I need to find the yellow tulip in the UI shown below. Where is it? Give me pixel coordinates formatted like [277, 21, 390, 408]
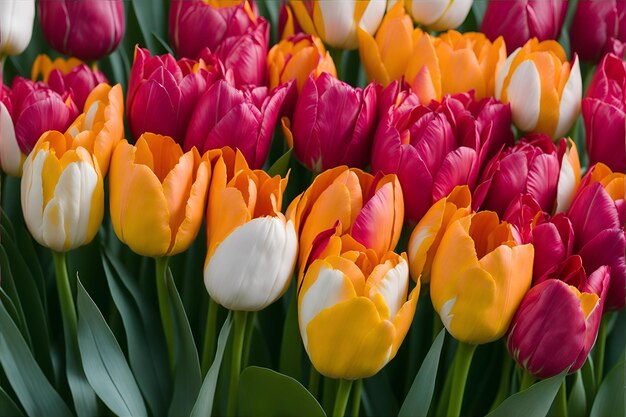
[430, 211, 534, 344]
[109, 133, 210, 257]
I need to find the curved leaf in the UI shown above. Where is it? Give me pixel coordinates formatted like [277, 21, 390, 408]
[590, 357, 625, 417]
[0, 386, 23, 417]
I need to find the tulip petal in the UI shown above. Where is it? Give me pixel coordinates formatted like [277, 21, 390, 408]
[0, 100, 24, 176]
[506, 60, 542, 132]
[555, 56, 582, 139]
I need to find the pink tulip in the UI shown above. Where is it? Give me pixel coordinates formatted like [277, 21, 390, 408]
[570, 1, 626, 62]
[184, 79, 292, 168]
[507, 264, 610, 378]
[481, 0, 568, 53]
[285, 73, 378, 173]
[46, 64, 107, 111]
[529, 213, 576, 283]
[38, 0, 124, 61]
[582, 53, 626, 172]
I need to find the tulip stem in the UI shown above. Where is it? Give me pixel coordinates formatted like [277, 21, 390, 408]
[52, 251, 77, 339]
[308, 366, 320, 398]
[333, 379, 353, 417]
[201, 297, 219, 376]
[350, 379, 362, 417]
[593, 314, 609, 386]
[520, 369, 535, 391]
[155, 256, 174, 372]
[227, 310, 248, 417]
[489, 353, 513, 411]
[447, 342, 476, 417]
[553, 380, 567, 417]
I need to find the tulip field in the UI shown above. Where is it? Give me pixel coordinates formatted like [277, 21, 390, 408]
[0, 0, 625, 416]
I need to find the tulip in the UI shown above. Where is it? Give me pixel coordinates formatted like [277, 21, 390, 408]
[568, 163, 626, 311]
[203, 148, 297, 311]
[284, 73, 378, 172]
[481, 0, 568, 53]
[299, 250, 418, 379]
[407, 185, 471, 283]
[582, 53, 626, 173]
[507, 264, 610, 378]
[184, 79, 292, 169]
[289, 0, 386, 50]
[570, 1, 626, 62]
[528, 213, 575, 283]
[268, 34, 336, 92]
[278, 0, 302, 40]
[20, 130, 103, 252]
[404, 29, 506, 105]
[496, 39, 582, 139]
[109, 133, 210, 257]
[38, 0, 124, 61]
[0, 0, 35, 58]
[126, 47, 216, 145]
[390, 0, 473, 31]
[430, 211, 534, 344]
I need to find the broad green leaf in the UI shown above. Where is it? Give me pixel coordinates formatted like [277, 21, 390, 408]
[190, 313, 233, 417]
[590, 356, 625, 417]
[0, 386, 23, 417]
[153, 32, 175, 55]
[567, 370, 586, 417]
[279, 292, 303, 382]
[76, 279, 148, 417]
[398, 328, 446, 417]
[0, 244, 28, 340]
[239, 367, 326, 417]
[0, 301, 71, 417]
[487, 369, 568, 417]
[267, 148, 293, 178]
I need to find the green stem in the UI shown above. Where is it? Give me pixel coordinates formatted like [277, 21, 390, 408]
[242, 311, 256, 368]
[350, 379, 362, 417]
[155, 256, 174, 372]
[553, 380, 568, 417]
[308, 366, 320, 398]
[201, 297, 219, 376]
[227, 310, 248, 417]
[329, 48, 345, 80]
[593, 314, 608, 386]
[447, 342, 477, 417]
[489, 353, 513, 411]
[520, 369, 535, 391]
[52, 251, 77, 339]
[323, 377, 337, 415]
[332, 379, 353, 417]
[435, 358, 454, 417]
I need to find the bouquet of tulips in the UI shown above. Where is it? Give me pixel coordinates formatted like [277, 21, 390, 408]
[0, 0, 624, 416]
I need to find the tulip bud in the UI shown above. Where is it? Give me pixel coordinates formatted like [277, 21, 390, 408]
[481, 0, 568, 53]
[109, 133, 210, 257]
[279, 0, 302, 40]
[290, 0, 386, 50]
[582, 53, 626, 173]
[38, 0, 124, 61]
[284, 73, 378, 172]
[0, 0, 35, 58]
[391, 0, 473, 31]
[496, 39, 582, 139]
[203, 148, 297, 311]
[430, 211, 534, 344]
[21, 131, 104, 252]
[570, 1, 626, 63]
[507, 264, 610, 378]
[299, 250, 418, 379]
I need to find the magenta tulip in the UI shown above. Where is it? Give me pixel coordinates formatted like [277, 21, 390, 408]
[38, 0, 124, 61]
[184, 79, 292, 168]
[582, 53, 626, 172]
[570, 1, 626, 62]
[46, 64, 107, 111]
[481, 0, 568, 53]
[530, 213, 576, 283]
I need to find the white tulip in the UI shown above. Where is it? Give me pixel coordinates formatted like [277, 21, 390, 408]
[0, 0, 35, 57]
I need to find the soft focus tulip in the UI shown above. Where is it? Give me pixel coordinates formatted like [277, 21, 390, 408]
[284, 73, 378, 172]
[496, 39, 582, 139]
[430, 211, 534, 344]
[203, 149, 297, 311]
[507, 265, 610, 378]
[289, 0, 386, 50]
[109, 133, 210, 257]
[568, 163, 626, 311]
[299, 250, 418, 379]
[570, 1, 626, 62]
[408, 185, 471, 283]
[268, 34, 336, 91]
[481, 0, 568, 53]
[0, 77, 79, 176]
[127, 47, 217, 145]
[582, 53, 626, 172]
[372, 89, 513, 224]
[38, 0, 124, 61]
[21, 130, 103, 252]
[184, 79, 292, 168]
[390, 0, 472, 31]
[0, 0, 35, 58]
[279, 0, 302, 40]
[405, 29, 506, 104]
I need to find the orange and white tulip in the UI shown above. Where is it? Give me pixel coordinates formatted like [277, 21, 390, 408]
[389, 0, 473, 31]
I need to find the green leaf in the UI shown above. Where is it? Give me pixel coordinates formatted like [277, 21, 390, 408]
[76, 279, 148, 417]
[567, 370, 586, 417]
[0, 244, 28, 341]
[153, 32, 175, 55]
[190, 313, 233, 417]
[471, 2, 487, 25]
[590, 356, 625, 417]
[398, 328, 446, 417]
[267, 148, 293, 178]
[239, 367, 326, 417]
[487, 369, 568, 417]
[0, 301, 71, 416]
[279, 292, 303, 382]
[0, 386, 24, 417]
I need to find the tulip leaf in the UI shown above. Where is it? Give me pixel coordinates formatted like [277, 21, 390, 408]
[567, 370, 586, 417]
[487, 369, 568, 417]
[398, 328, 446, 417]
[471, 2, 487, 25]
[238, 366, 326, 417]
[0, 244, 28, 341]
[590, 356, 625, 417]
[278, 291, 303, 382]
[0, 386, 24, 417]
[0, 300, 72, 417]
[267, 148, 293, 178]
[190, 312, 233, 417]
[76, 278, 148, 417]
